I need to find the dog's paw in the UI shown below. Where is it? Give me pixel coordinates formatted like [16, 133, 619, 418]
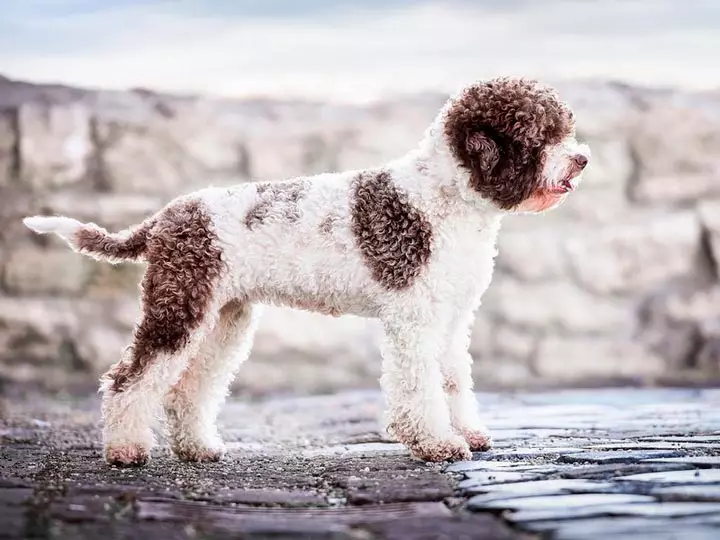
[461, 428, 493, 452]
[105, 443, 150, 467]
[173, 444, 226, 463]
[407, 434, 472, 462]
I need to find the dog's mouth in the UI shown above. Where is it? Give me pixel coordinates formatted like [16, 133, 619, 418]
[551, 178, 575, 194]
[549, 169, 581, 195]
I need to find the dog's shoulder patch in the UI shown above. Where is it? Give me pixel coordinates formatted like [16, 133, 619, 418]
[350, 170, 433, 290]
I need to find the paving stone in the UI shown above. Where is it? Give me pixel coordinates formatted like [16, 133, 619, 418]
[475, 447, 585, 460]
[188, 488, 328, 507]
[488, 428, 578, 440]
[616, 468, 720, 484]
[556, 527, 720, 540]
[342, 471, 455, 505]
[137, 499, 451, 525]
[528, 518, 720, 540]
[602, 502, 720, 517]
[465, 479, 615, 501]
[557, 462, 696, 480]
[651, 485, 720, 502]
[559, 449, 684, 464]
[643, 456, 720, 468]
[505, 505, 636, 523]
[0, 505, 26, 540]
[587, 442, 687, 450]
[469, 493, 654, 511]
[301, 442, 407, 458]
[0, 487, 32, 505]
[639, 435, 720, 443]
[461, 471, 544, 485]
[445, 460, 533, 473]
[359, 514, 520, 540]
[508, 502, 720, 526]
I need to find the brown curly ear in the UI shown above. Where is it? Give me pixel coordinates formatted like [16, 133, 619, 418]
[466, 132, 499, 176]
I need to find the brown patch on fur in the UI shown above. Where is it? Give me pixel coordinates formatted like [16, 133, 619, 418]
[245, 179, 309, 230]
[443, 378, 459, 395]
[444, 77, 575, 209]
[107, 199, 224, 392]
[318, 214, 338, 237]
[75, 219, 155, 262]
[462, 428, 493, 452]
[350, 170, 433, 290]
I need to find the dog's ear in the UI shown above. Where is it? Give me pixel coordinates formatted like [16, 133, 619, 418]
[466, 132, 499, 175]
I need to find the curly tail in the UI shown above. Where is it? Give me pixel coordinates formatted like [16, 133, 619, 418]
[23, 215, 154, 263]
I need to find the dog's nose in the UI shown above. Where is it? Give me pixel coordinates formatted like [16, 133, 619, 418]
[573, 154, 588, 169]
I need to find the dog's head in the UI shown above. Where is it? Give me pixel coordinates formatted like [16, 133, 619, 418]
[443, 77, 589, 213]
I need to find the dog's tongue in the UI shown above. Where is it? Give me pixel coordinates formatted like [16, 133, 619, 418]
[560, 179, 575, 192]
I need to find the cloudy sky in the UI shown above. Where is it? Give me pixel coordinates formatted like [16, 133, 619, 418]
[1, 0, 718, 102]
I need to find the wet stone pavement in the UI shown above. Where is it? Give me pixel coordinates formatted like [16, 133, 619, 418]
[1, 389, 719, 539]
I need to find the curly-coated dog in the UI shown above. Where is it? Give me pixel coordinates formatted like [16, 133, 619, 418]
[24, 78, 590, 466]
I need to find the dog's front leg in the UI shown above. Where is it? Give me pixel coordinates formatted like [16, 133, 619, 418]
[379, 310, 472, 462]
[440, 309, 492, 451]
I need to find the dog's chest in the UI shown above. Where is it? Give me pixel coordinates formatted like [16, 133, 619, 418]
[432, 217, 501, 306]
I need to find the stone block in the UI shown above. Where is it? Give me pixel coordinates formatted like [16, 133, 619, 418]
[535, 337, 665, 381]
[580, 137, 633, 189]
[3, 247, 93, 295]
[18, 103, 91, 188]
[0, 297, 131, 385]
[86, 263, 144, 297]
[0, 107, 18, 187]
[564, 212, 701, 294]
[492, 325, 536, 361]
[240, 306, 382, 394]
[616, 469, 720, 484]
[484, 278, 632, 333]
[39, 192, 164, 229]
[497, 231, 567, 280]
[630, 103, 720, 204]
[98, 119, 194, 194]
[699, 200, 720, 278]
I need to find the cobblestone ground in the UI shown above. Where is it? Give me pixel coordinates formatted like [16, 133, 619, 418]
[1, 388, 719, 539]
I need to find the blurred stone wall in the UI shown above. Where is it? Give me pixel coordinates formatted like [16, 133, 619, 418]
[1, 75, 719, 394]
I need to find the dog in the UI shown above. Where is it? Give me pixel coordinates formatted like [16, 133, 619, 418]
[23, 77, 589, 466]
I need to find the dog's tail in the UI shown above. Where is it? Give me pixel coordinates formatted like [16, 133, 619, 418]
[23, 215, 154, 263]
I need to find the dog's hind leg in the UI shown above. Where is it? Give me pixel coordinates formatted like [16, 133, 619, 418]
[100, 304, 220, 467]
[163, 300, 261, 462]
[99, 198, 227, 466]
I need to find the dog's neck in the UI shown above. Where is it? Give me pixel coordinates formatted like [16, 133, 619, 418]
[388, 109, 504, 229]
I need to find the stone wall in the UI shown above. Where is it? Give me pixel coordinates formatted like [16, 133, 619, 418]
[1, 76, 719, 394]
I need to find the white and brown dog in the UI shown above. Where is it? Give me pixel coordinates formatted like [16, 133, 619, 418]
[24, 78, 589, 466]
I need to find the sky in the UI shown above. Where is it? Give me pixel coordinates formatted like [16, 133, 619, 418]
[1, 0, 719, 102]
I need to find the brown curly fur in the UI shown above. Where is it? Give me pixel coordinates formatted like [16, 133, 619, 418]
[107, 199, 224, 392]
[444, 78, 575, 209]
[350, 170, 433, 290]
[245, 179, 309, 230]
[75, 220, 155, 262]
